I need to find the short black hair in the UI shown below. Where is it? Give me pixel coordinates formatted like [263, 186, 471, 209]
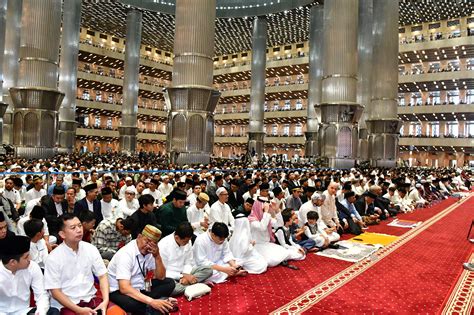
[0, 211, 5, 222]
[1, 253, 22, 265]
[281, 209, 293, 224]
[139, 194, 155, 208]
[24, 219, 44, 238]
[30, 206, 46, 220]
[175, 222, 194, 239]
[59, 213, 79, 231]
[79, 210, 96, 223]
[307, 210, 319, 221]
[120, 217, 135, 232]
[211, 222, 229, 238]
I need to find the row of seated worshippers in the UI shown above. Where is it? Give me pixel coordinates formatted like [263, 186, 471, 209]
[0, 162, 471, 314]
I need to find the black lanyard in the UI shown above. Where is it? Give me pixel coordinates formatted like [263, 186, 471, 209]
[136, 256, 146, 278]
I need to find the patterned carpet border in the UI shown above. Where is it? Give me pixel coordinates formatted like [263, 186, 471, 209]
[440, 253, 474, 315]
[271, 195, 472, 315]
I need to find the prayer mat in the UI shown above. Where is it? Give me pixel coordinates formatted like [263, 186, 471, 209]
[315, 240, 380, 263]
[387, 219, 422, 228]
[347, 232, 399, 246]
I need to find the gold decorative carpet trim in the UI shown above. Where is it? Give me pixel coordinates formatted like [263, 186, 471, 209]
[271, 195, 472, 315]
[441, 253, 474, 315]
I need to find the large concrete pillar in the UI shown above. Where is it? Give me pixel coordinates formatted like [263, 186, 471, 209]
[356, 0, 373, 163]
[58, 0, 82, 154]
[165, 0, 220, 165]
[367, 0, 401, 168]
[10, 0, 64, 158]
[248, 17, 267, 159]
[1, 0, 22, 144]
[318, 0, 362, 169]
[0, 0, 7, 143]
[306, 5, 324, 160]
[119, 8, 142, 154]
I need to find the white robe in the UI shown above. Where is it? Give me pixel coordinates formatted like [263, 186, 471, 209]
[250, 212, 289, 267]
[229, 217, 267, 274]
[193, 232, 234, 283]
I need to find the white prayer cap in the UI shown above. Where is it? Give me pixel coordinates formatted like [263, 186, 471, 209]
[311, 192, 325, 201]
[216, 187, 227, 196]
[144, 178, 151, 184]
[415, 183, 422, 188]
[162, 175, 169, 180]
[125, 185, 137, 194]
[125, 176, 133, 181]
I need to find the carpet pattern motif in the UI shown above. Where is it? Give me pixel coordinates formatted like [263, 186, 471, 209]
[271, 196, 471, 314]
[441, 253, 474, 315]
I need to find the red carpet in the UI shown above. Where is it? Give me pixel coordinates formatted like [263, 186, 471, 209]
[301, 196, 474, 314]
[176, 197, 471, 314]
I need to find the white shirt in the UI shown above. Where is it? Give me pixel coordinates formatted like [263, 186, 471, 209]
[320, 191, 339, 227]
[186, 204, 210, 235]
[158, 183, 173, 198]
[298, 201, 319, 227]
[158, 233, 194, 280]
[75, 189, 86, 201]
[187, 193, 198, 206]
[2, 188, 21, 206]
[118, 198, 140, 218]
[24, 188, 46, 204]
[17, 217, 50, 237]
[44, 241, 107, 309]
[193, 232, 234, 267]
[100, 199, 120, 219]
[209, 201, 234, 229]
[107, 240, 155, 292]
[0, 261, 50, 315]
[30, 239, 48, 269]
[142, 188, 164, 207]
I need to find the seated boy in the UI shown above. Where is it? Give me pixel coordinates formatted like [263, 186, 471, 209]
[274, 209, 306, 261]
[304, 210, 340, 249]
[24, 219, 49, 269]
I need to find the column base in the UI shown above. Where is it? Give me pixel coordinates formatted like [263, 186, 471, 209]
[15, 146, 57, 159]
[247, 132, 265, 158]
[58, 120, 78, 153]
[304, 131, 319, 158]
[358, 128, 369, 162]
[366, 119, 402, 168]
[118, 126, 138, 154]
[171, 151, 211, 165]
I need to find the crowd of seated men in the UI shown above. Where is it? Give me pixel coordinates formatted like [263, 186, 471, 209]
[0, 152, 472, 314]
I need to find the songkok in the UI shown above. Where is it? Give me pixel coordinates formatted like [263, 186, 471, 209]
[84, 182, 98, 193]
[33, 177, 42, 184]
[344, 191, 356, 199]
[197, 192, 209, 203]
[52, 186, 65, 195]
[272, 187, 283, 196]
[125, 185, 137, 194]
[72, 179, 82, 185]
[101, 187, 112, 195]
[292, 186, 302, 192]
[364, 191, 378, 199]
[0, 235, 30, 257]
[173, 190, 187, 201]
[245, 198, 255, 205]
[259, 183, 270, 190]
[306, 186, 316, 193]
[216, 187, 227, 196]
[141, 225, 161, 243]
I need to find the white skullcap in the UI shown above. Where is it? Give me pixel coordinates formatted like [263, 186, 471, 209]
[311, 192, 325, 201]
[125, 185, 137, 194]
[216, 187, 227, 196]
[415, 183, 422, 188]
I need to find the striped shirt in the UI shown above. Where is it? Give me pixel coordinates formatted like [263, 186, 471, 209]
[91, 217, 131, 255]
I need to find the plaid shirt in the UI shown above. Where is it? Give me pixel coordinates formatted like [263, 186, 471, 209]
[91, 217, 131, 254]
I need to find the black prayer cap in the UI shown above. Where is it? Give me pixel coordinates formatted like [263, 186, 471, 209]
[84, 182, 98, 193]
[306, 186, 316, 193]
[344, 191, 356, 199]
[0, 235, 30, 257]
[173, 190, 187, 201]
[260, 183, 270, 190]
[364, 191, 378, 199]
[101, 187, 112, 195]
[245, 198, 255, 205]
[52, 186, 65, 195]
[272, 187, 283, 195]
[72, 178, 82, 185]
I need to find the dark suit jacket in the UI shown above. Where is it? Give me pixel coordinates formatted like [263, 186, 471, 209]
[227, 189, 244, 210]
[44, 196, 69, 235]
[354, 197, 375, 217]
[73, 198, 103, 225]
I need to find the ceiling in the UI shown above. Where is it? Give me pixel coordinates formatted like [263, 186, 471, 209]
[80, 0, 474, 56]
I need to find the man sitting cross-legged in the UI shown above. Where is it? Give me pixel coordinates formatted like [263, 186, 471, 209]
[159, 222, 213, 296]
[193, 222, 247, 284]
[44, 213, 109, 315]
[108, 225, 176, 315]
